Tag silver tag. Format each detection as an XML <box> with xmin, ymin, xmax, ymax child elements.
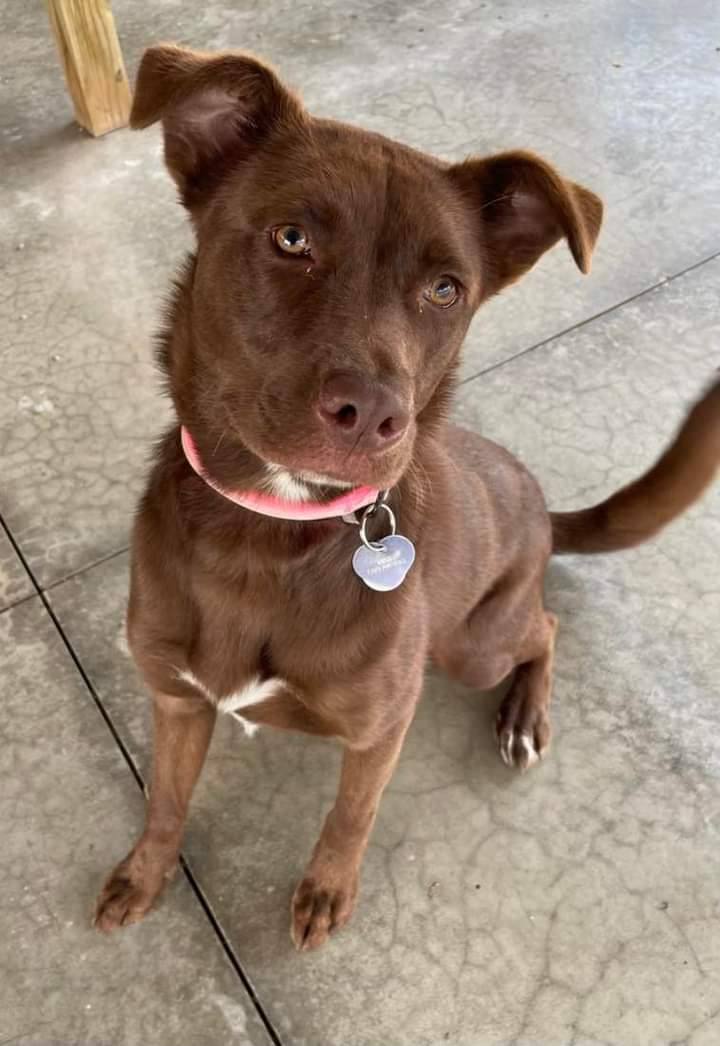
<box><xmin>352</xmin><ymin>534</ymin><xmax>416</xmax><ymax>592</ymax></box>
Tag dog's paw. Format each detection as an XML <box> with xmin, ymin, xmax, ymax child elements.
<box><xmin>495</xmin><ymin>695</ymin><xmax>551</xmax><ymax>772</ymax></box>
<box><xmin>290</xmin><ymin>873</ymin><xmax>357</xmax><ymax>952</ymax></box>
<box><xmin>94</xmin><ymin>850</ymin><xmax>174</xmax><ymax>932</ymax></box>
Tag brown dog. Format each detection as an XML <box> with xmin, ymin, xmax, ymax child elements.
<box><xmin>95</xmin><ymin>45</ymin><xmax>720</xmax><ymax>950</ymax></box>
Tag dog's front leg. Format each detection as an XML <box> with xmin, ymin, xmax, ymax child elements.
<box><xmin>94</xmin><ymin>690</ymin><xmax>216</xmax><ymax>931</ymax></box>
<box><xmin>291</xmin><ymin>712</ymin><xmax>413</xmax><ymax>952</ymax></box>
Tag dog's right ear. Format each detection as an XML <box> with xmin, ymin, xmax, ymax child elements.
<box><xmin>130</xmin><ymin>45</ymin><xmax>304</xmax><ymax>208</ymax></box>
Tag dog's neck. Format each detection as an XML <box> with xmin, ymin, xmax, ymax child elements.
<box><xmin>181</xmin><ymin>426</ymin><xmax>380</xmax><ymax>521</ymax></box>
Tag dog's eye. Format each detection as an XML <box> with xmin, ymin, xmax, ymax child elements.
<box><xmin>273</xmin><ymin>225</ymin><xmax>310</xmax><ymax>256</ymax></box>
<box><xmin>426</xmin><ymin>276</ymin><xmax>459</xmax><ymax>308</ymax></box>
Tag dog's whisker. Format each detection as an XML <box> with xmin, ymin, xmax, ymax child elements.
<box><xmin>212</xmin><ymin>429</ymin><xmax>228</xmax><ymax>457</ymax></box>
<box><xmin>477</xmin><ymin>192</ymin><xmax>515</xmax><ymax>212</ymax></box>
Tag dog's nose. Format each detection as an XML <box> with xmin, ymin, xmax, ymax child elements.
<box><xmin>317</xmin><ymin>372</ymin><xmax>410</xmax><ymax>451</ymax></box>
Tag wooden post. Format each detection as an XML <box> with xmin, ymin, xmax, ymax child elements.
<box><xmin>45</xmin><ymin>0</ymin><xmax>131</xmax><ymax>137</ymax></box>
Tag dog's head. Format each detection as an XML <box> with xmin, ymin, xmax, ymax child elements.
<box><xmin>132</xmin><ymin>46</ymin><xmax>602</xmax><ymax>492</ymax></box>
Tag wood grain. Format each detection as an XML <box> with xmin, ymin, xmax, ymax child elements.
<box><xmin>46</xmin><ymin>0</ymin><xmax>131</xmax><ymax>136</ymax></box>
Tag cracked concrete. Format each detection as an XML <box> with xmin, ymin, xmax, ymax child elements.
<box><xmin>49</xmin><ymin>262</ymin><xmax>720</xmax><ymax>1046</ymax></box>
<box><xmin>0</xmin><ymin>598</ymin><xmax>271</xmax><ymax>1046</ymax></box>
<box><xmin>0</xmin><ymin>528</ymin><xmax>33</xmax><ymax>611</ymax></box>
<box><xmin>1</xmin><ymin>0</ymin><xmax>719</xmax><ymax>1043</ymax></box>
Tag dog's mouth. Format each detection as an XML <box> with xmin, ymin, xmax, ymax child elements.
<box><xmin>212</xmin><ymin>400</ymin><xmax>414</xmax><ymax>505</ymax></box>
<box><xmin>255</xmin><ymin>427</ymin><xmax>414</xmax><ymax>500</ymax></box>
<box><xmin>260</xmin><ymin>448</ymin><xmax>412</xmax><ymax>504</ymax></box>
<box><xmin>219</xmin><ymin>390</ymin><xmax>415</xmax><ymax>501</ymax></box>
<box><xmin>182</xmin><ymin>427</ymin><xmax>381</xmax><ymax>520</ymax></box>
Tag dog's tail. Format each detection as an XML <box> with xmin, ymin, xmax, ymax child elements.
<box><xmin>551</xmin><ymin>375</ymin><xmax>720</xmax><ymax>555</ymax></box>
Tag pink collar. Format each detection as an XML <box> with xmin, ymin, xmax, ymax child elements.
<box><xmin>180</xmin><ymin>427</ymin><xmax>379</xmax><ymax>521</ymax></box>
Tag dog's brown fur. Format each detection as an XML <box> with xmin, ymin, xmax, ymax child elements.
<box><xmin>95</xmin><ymin>45</ymin><xmax>720</xmax><ymax>950</ymax></box>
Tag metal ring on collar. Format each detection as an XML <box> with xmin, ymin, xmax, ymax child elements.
<box><xmin>359</xmin><ymin>501</ymin><xmax>396</xmax><ymax>552</ymax></box>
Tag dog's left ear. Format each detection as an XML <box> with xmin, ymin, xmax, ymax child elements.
<box><xmin>449</xmin><ymin>150</ymin><xmax>603</xmax><ymax>292</ymax></box>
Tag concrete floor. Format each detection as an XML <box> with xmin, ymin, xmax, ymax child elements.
<box><xmin>2</xmin><ymin>1</ymin><xmax>719</xmax><ymax>1043</ymax></box>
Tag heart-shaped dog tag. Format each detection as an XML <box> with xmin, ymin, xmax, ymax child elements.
<box><xmin>352</xmin><ymin>534</ymin><xmax>416</xmax><ymax>592</ymax></box>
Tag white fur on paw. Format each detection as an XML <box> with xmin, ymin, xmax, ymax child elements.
<box><xmin>499</xmin><ymin>730</ymin><xmax>514</xmax><ymax>766</ymax></box>
<box><xmin>519</xmin><ymin>732</ymin><xmax>540</xmax><ymax>769</ymax></box>
<box><xmin>497</xmin><ymin>728</ymin><xmax>540</xmax><ymax>769</ymax></box>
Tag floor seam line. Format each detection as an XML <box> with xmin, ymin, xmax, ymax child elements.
<box><xmin>41</xmin><ymin>544</ymin><xmax>131</xmax><ymax>593</ymax></box>
<box><xmin>0</xmin><ymin>512</ymin><xmax>286</xmax><ymax>1046</ymax></box>
<box><xmin>0</xmin><ymin>591</ymin><xmax>37</xmax><ymax>616</ymax></box>
<box><xmin>460</xmin><ymin>246</ymin><xmax>720</xmax><ymax>384</ymax></box>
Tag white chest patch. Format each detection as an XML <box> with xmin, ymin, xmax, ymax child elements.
<box><xmin>177</xmin><ymin>670</ymin><xmax>284</xmax><ymax>738</ymax></box>
<box><xmin>217</xmin><ymin>676</ymin><xmax>283</xmax><ymax>714</ymax></box>
<box><xmin>265</xmin><ymin>464</ymin><xmax>311</xmax><ymax>502</ymax></box>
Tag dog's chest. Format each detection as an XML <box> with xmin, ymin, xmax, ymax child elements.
<box><xmin>178</xmin><ymin>668</ymin><xmax>286</xmax><ymax>736</ymax></box>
